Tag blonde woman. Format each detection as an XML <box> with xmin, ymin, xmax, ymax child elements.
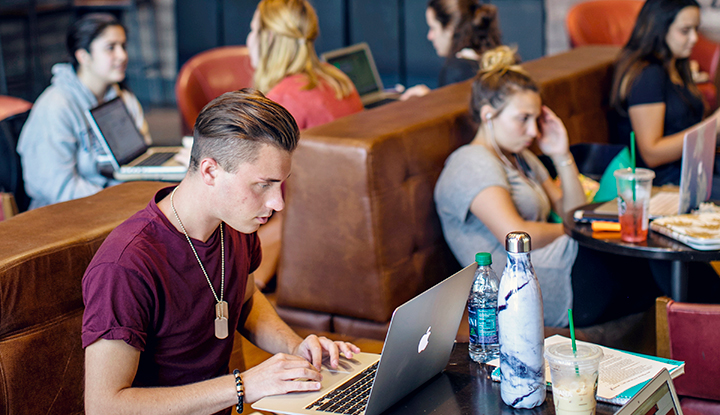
<box><xmin>246</xmin><ymin>0</ymin><xmax>363</xmax><ymax>130</ymax></box>
<box><xmin>435</xmin><ymin>46</ymin><xmax>661</xmax><ymax>328</ymax></box>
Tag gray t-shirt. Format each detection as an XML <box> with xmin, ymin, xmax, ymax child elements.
<box><xmin>434</xmin><ymin>145</ymin><xmax>576</xmax><ymax>327</ymax></box>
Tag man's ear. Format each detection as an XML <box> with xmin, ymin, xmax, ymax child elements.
<box><xmin>198</xmin><ymin>158</ymin><xmax>220</xmax><ymax>185</ymax></box>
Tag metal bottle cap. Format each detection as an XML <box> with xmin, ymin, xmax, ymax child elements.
<box><xmin>505</xmin><ymin>231</ymin><xmax>531</xmax><ymax>253</ymax></box>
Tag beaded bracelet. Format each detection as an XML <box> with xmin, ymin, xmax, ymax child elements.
<box><xmin>232</xmin><ymin>369</ymin><xmax>244</xmax><ymax>413</ymax></box>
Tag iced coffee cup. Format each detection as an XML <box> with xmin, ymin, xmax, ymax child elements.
<box><xmin>545</xmin><ymin>343</ymin><xmax>603</xmax><ymax>415</ymax></box>
<box><xmin>613</xmin><ymin>168</ymin><xmax>655</xmax><ymax>243</ymax></box>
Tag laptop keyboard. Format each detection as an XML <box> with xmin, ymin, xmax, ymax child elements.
<box><xmin>135</xmin><ymin>152</ymin><xmax>175</xmax><ymax>167</ymax></box>
<box><xmin>649</xmin><ymin>191</ymin><xmax>680</xmax><ymax>217</ymax></box>
<box><xmin>305</xmin><ymin>361</ymin><xmax>378</xmax><ymax>414</ymax></box>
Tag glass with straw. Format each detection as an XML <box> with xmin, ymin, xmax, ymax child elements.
<box><xmin>613</xmin><ymin>132</ymin><xmax>655</xmax><ymax>242</ymax></box>
<box><xmin>545</xmin><ymin>310</ymin><xmax>604</xmax><ymax>415</ymax></box>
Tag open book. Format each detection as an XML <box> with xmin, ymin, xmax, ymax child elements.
<box><xmin>488</xmin><ymin>335</ymin><xmax>685</xmax><ymax>405</ymax></box>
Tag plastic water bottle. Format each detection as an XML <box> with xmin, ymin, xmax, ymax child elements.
<box><xmin>498</xmin><ymin>231</ymin><xmax>546</xmax><ymax>408</ymax></box>
<box><xmin>468</xmin><ymin>252</ymin><xmax>500</xmax><ymax>363</ymax></box>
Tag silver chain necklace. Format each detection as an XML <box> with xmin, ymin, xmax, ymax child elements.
<box><xmin>170</xmin><ymin>187</ymin><xmax>229</xmax><ymax>339</ymax></box>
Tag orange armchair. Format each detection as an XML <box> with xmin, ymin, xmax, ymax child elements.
<box><xmin>566</xmin><ymin>0</ymin><xmax>643</xmax><ymax>48</ymax></box>
<box><xmin>175</xmin><ymin>46</ymin><xmax>254</xmax><ymax>134</ymax></box>
<box><xmin>657</xmin><ymin>297</ymin><xmax>720</xmax><ymax>414</ymax></box>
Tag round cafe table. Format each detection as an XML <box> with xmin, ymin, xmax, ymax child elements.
<box><xmin>564</xmin><ymin>203</ymin><xmax>720</xmax><ymax>301</ymax></box>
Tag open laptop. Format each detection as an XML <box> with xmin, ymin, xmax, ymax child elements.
<box><xmin>251</xmin><ymin>263</ymin><xmax>477</xmax><ymax>415</ymax></box>
<box><xmin>86</xmin><ymin>97</ymin><xmax>187</xmax><ymax>182</ymax></box>
<box><xmin>614</xmin><ymin>368</ymin><xmax>683</xmax><ymax>415</ymax></box>
<box><xmin>321</xmin><ymin>42</ymin><xmax>400</xmax><ymax>108</ymax></box>
<box><xmin>591</xmin><ymin>115</ymin><xmax>717</xmax><ymax>219</ymax></box>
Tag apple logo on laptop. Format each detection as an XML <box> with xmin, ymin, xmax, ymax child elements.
<box><xmin>418</xmin><ymin>326</ymin><xmax>431</xmax><ymax>353</ymax></box>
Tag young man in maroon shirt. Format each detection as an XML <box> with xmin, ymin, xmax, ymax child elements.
<box><xmin>82</xmin><ymin>89</ymin><xmax>359</xmax><ymax>414</ymax></box>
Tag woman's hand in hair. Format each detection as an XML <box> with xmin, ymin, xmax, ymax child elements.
<box><xmin>536</xmin><ymin>105</ymin><xmax>569</xmax><ymax>157</ymax></box>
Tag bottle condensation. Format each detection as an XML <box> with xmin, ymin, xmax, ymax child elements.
<box><xmin>467</xmin><ymin>252</ymin><xmax>500</xmax><ymax>363</ymax></box>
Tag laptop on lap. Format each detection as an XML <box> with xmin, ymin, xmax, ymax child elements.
<box><xmin>251</xmin><ymin>263</ymin><xmax>477</xmax><ymax>415</ymax></box>
<box><xmin>321</xmin><ymin>43</ymin><xmax>400</xmax><ymax>109</ymax></box>
<box><xmin>86</xmin><ymin>97</ymin><xmax>187</xmax><ymax>182</ymax></box>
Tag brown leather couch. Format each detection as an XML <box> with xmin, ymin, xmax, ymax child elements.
<box><xmin>0</xmin><ymin>181</ymin><xmax>167</xmax><ymax>414</ymax></box>
<box><xmin>275</xmin><ymin>45</ymin><xmax>621</xmax><ymax>340</ymax></box>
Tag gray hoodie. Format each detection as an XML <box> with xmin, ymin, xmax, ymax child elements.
<box><xmin>17</xmin><ymin>63</ymin><xmax>149</xmax><ymax>209</ymax></box>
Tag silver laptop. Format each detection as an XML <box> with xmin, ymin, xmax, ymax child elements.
<box><xmin>321</xmin><ymin>42</ymin><xmax>400</xmax><ymax>108</ymax></box>
<box><xmin>594</xmin><ymin>115</ymin><xmax>717</xmax><ymax>218</ymax></box>
<box><xmin>86</xmin><ymin>97</ymin><xmax>187</xmax><ymax>182</ymax></box>
<box><xmin>252</xmin><ymin>263</ymin><xmax>477</xmax><ymax>415</ymax></box>
<box><xmin>614</xmin><ymin>368</ymin><xmax>683</xmax><ymax>415</ymax></box>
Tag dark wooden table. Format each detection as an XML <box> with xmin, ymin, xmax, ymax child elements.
<box><xmin>383</xmin><ymin>343</ymin><xmax>618</xmax><ymax>415</ymax></box>
<box><xmin>563</xmin><ymin>204</ymin><xmax>720</xmax><ymax>301</ymax></box>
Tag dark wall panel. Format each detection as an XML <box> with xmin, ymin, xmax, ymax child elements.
<box><xmin>349</xmin><ymin>0</ymin><xmax>401</xmax><ymax>87</ymax></box>
<box><xmin>493</xmin><ymin>0</ymin><xmax>544</xmax><ymax>62</ymax></box>
<box><xmin>312</xmin><ymin>0</ymin><xmax>346</xmax><ymax>54</ymax></box>
<box><xmin>222</xmin><ymin>0</ymin><xmax>257</xmax><ymax>47</ymax></box>
<box><xmin>176</xmin><ymin>0</ymin><xmax>220</xmax><ymax>68</ymax></box>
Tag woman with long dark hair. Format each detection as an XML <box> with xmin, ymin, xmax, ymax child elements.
<box><xmin>611</xmin><ymin>0</ymin><xmax>720</xmax><ymax>194</ymax></box>
<box><xmin>18</xmin><ymin>13</ymin><xmax>150</xmax><ymax>209</ymax></box>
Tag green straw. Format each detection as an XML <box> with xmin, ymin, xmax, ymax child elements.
<box><xmin>630</xmin><ymin>132</ymin><xmax>636</xmax><ymax>173</ymax></box>
<box><xmin>568</xmin><ymin>309</ymin><xmax>580</xmax><ymax>376</ymax></box>
<box><xmin>630</xmin><ymin>132</ymin><xmax>637</xmax><ymax>202</ymax></box>
<box><xmin>568</xmin><ymin>309</ymin><xmax>577</xmax><ymax>353</ymax></box>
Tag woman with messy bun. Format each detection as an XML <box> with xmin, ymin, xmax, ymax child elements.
<box><xmin>434</xmin><ymin>46</ymin><xmax>660</xmax><ymax>328</ymax></box>
<box><xmin>246</xmin><ymin>0</ymin><xmax>363</xmax><ymax>130</ymax></box>
<box><xmin>402</xmin><ymin>0</ymin><xmax>502</xmax><ymax>99</ymax></box>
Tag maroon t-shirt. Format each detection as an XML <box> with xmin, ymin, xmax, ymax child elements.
<box><xmin>82</xmin><ymin>187</ymin><xmax>261</xmax><ymax>388</ymax></box>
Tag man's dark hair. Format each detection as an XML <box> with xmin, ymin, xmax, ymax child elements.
<box><xmin>190</xmin><ymin>88</ymin><xmax>300</xmax><ymax>173</ymax></box>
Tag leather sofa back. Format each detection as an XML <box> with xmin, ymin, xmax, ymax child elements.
<box><xmin>0</xmin><ymin>181</ymin><xmax>166</xmax><ymax>415</ymax></box>
<box><xmin>277</xmin><ymin>46</ymin><xmax>620</xmax><ymax>324</ymax></box>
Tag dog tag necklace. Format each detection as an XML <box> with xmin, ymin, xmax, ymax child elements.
<box><xmin>170</xmin><ymin>187</ymin><xmax>229</xmax><ymax>339</ymax></box>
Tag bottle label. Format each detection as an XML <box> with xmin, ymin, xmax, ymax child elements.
<box><xmin>468</xmin><ymin>307</ymin><xmax>498</xmax><ymax>344</ymax></box>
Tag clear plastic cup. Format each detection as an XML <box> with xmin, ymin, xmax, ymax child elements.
<box><xmin>545</xmin><ymin>343</ymin><xmax>603</xmax><ymax>415</ymax></box>
<box><xmin>613</xmin><ymin>168</ymin><xmax>655</xmax><ymax>242</ymax></box>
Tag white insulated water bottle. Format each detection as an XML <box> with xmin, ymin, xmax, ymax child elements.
<box><xmin>498</xmin><ymin>231</ymin><xmax>546</xmax><ymax>408</ymax></box>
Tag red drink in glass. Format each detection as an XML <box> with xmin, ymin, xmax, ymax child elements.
<box><xmin>619</xmin><ymin>204</ymin><xmax>648</xmax><ymax>242</ymax></box>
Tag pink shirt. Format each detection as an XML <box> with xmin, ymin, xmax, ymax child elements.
<box><xmin>267</xmin><ymin>71</ymin><xmax>363</xmax><ymax>130</ymax></box>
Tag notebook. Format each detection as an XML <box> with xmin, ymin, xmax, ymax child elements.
<box><xmin>321</xmin><ymin>42</ymin><xmax>400</xmax><ymax>108</ymax></box>
<box><xmin>614</xmin><ymin>368</ymin><xmax>683</xmax><ymax>415</ymax></box>
<box><xmin>251</xmin><ymin>263</ymin><xmax>477</xmax><ymax>415</ymax></box>
<box><xmin>86</xmin><ymin>97</ymin><xmax>187</xmax><ymax>182</ymax></box>
<box><xmin>591</xmin><ymin>115</ymin><xmax>717</xmax><ymax>219</ymax></box>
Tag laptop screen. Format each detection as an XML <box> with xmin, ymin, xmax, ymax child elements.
<box><xmin>325</xmin><ymin>48</ymin><xmax>381</xmax><ymax>96</ymax></box>
<box><xmin>89</xmin><ymin>98</ymin><xmax>147</xmax><ymax>166</ymax></box>
<box><xmin>627</xmin><ymin>382</ymin><xmax>678</xmax><ymax>415</ymax></box>
<box><xmin>679</xmin><ymin>115</ymin><xmax>717</xmax><ymax>214</ymax></box>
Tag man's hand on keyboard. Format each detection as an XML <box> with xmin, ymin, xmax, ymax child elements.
<box><xmin>293</xmin><ymin>334</ymin><xmax>361</xmax><ymax>371</ymax></box>
<box><xmin>241</xmin><ymin>353</ymin><xmax>323</xmax><ymax>403</ymax></box>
